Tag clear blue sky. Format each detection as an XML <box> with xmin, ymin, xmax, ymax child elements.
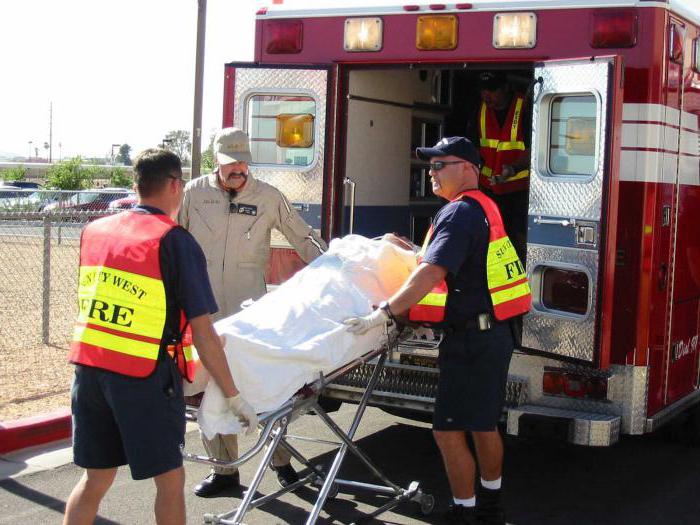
<box><xmin>0</xmin><ymin>0</ymin><xmax>261</xmax><ymax>160</ymax></box>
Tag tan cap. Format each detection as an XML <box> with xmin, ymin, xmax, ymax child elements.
<box><xmin>214</xmin><ymin>127</ymin><xmax>252</xmax><ymax>165</ymax></box>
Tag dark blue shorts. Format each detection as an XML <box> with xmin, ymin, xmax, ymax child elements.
<box><xmin>71</xmin><ymin>353</ymin><xmax>186</xmax><ymax>480</ymax></box>
<box><xmin>433</xmin><ymin>321</ymin><xmax>514</xmax><ymax>432</ymax></box>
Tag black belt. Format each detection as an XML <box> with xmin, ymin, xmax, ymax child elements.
<box><xmin>443</xmin><ymin>313</ymin><xmax>494</xmax><ymax>334</ymax></box>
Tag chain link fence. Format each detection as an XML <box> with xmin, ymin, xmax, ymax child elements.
<box><xmin>0</xmin><ymin>190</ymin><xmax>133</xmax><ymax>420</ymax></box>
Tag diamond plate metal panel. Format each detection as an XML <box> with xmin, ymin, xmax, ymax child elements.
<box><xmin>507</xmin><ymin>405</ymin><xmax>620</xmax><ymax>446</ymax></box>
<box><xmin>233</xmin><ymin>67</ymin><xmax>327</xmax><ymax>207</ymax></box>
<box><xmin>522</xmin><ymin>244</ymin><xmax>599</xmax><ymax>361</ymax></box>
<box><xmin>530</xmin><ymin>60</ymin><xmax>611</xmax><ymax>220</ymax></box>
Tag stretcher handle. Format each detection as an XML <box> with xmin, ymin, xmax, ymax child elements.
<box><xmin>182</xmin><ymin>409</ymin><xmax>292</xmax><ymax>469</ymax></box>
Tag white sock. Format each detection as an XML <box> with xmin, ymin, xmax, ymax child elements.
<box><xmin>481</xmin><ymin>477</ymin><xmax>502</xmax><ymax>490</ymax></box>
<box><xmin>453</xmin><ymin>496</ymin><xmax>476</xmax><ymax>507</ymax></box>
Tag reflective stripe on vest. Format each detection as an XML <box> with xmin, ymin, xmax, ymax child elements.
<box><xmin>69</xmin><ymin>211</ymin><xmax>195</xmax><ymax>380</ymax></box>
<box><xmin>478</xmin><ymin>94</ymin><xmax>530</xmax><ymax>195</ymax></box>
<box><xmin>408</xmin><ymin>190</ymin><xmax>531</xmax><ymax>324</ymax></box>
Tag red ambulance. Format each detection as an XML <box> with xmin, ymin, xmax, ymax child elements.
<box><xmin>225</xmin><ymin>0</ymin><xmax>700</xmax><ymax>446</ymax></box>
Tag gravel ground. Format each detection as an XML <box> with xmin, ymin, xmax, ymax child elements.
<box><xmin>0</xmin><ymin>235</ymin><xmax>78</xmax><ymax>421</ymax></box>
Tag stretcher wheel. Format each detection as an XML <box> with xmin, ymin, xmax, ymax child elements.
<box><xmin>419</xmin><ymin>494</ymin><xmax>435</xmax><ymax>516</ymax></box>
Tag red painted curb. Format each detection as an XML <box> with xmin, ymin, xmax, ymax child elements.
<box><xmin>0</xmin><ymin>409</ymin><xmax>72</xmax><ymax>454</ymax></box>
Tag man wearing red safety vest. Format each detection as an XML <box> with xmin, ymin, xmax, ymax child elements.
<box><xmin>468</xmin><ymin>71</ymin><xmax>531</xmax><ymax>262</ymax></box>
<box><xmin>344</xmin><ymin>137</ymin><xmax>530</xmax><ymax>525</ymax></box>
<box><xmin>64</xmin><ymin>149</ymin><xmax>256</xmax><ymax>525</ymax></box>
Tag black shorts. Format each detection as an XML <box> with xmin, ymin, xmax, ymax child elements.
<box><xmin>71</xmin><ymin>353</ymin><xmax>186</xmax><ymax>480</ymax></box>
<box><xmin>433</xmin><ymin>322</ymin><xmax>514</xmax><ymax>432</ymax></box>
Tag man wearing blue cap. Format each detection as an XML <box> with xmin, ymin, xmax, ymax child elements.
<box><xmin>344</xmin><ymin>136</ymin><xmax>528</xmax><ymax>525</ymax></box>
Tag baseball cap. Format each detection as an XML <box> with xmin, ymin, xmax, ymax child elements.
<box><xmin>214</xmin><ymin>127</ymin><xmax>252</xmax><ymax>165</ymax></box>
<box><xmin>478</xmin><ymin>71</ymin><xmax>508</xmax><ymax>90</ymax></box>
<box><xmin>416</xmin><ymin>136</ymin><xmax>482</xmax><ymax>167</ymax></box>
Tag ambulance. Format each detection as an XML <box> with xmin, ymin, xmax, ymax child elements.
<box><xmin>223</xmin><ymin>0</ymin><xmax>700</xmax><ymax>446</ymax></box>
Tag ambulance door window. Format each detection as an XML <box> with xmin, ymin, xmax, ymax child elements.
<box><xmin>548</xmin><ymin>95</ymin><xmax>597</xmax><ymax>176</ymax></box>
<box><xmin>246</xmin><ymin>94</ymin><xmax>316</xmax><ymax>166</ymax></box>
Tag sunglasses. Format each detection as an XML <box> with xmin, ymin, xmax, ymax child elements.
<box><xmin>429</xmin><ymin>160</ymin><xmax>466</xmax><ymax>171</ymax></box>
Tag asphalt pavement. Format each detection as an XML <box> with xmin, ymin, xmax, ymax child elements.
<box><xmin>1</xmin><ymin>404</ymin><xmax>699</xmax><ymax>525</ymax></box>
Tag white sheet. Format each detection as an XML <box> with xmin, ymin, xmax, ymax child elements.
<box><xmin>190</xmin><ymin>235</ymin><xmax>417</xmax><ymax>439</ymax></box>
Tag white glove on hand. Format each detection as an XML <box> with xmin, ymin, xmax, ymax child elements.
<box><xmin>225</xmin><ymin>394</ymin><xmax>258</xmax><ymax>436</ymax></box>
<box><xmin>343</xmin><ymin>307</ymin><xmax>390</xmax><ymax>335</ymax></box>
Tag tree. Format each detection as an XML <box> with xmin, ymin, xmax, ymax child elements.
<box><xmin>200</xmin><ymin>132</ymin><xmax>216</xmax><ymax>173</ymax></box>
<box><xmin>109</xmin><ymin>167</ymin><xmax>133</xmax><ymax>188</ymax></box>
<box><xmin>116</xmin><ymin>144</ymin><xmax>132</xmax><ymax>166</ymax></box>
<box><xmin>46</xmin><ymin>157</ymin><xmax>93</xmax><ymax>190</ymax></box>
<box><xmin>0</xmin><ymin>165</ymin><xmax>26</xmax><ymax>182</ymax></box>
<box><xmin>163</xmin><ymin>130</ymin><xmax>191</xmax><ymax>165</ymax></box>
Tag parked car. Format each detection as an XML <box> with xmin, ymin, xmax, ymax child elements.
<box><xmin>44</xmin><ymin>189</ymin><xmax>134</xmax><ymax>212</ymax></box>
<box><xmin>0</xmin><ymin>184</ymin><xmax>22</xmax><ymax>199</ymax></box>
<box><xmin>107</xmin><ymin>195</ymin><xmax>137</xmax><ymax>210</ymax></box>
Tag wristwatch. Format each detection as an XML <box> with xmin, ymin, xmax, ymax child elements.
<box><xmin>378</xmin><ymin>300</ymin><xmax>396</xmax><ymax>323</ymax></box>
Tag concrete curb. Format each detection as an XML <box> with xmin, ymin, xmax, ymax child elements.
<box><xmin>0</xmin><ymin>409</ymin><xmax>72</xmax><ymax>454</ymax></box>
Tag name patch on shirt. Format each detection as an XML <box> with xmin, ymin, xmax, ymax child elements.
<box><xmin>236</xmin><ymin>203</ymin><xmax>257</xmax><ymax>216</ymax></box>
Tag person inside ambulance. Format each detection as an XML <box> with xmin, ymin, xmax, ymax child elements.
<box><xmin>344</xmin><ymin>136</ymin><xmax>530</xmax><ymax>525</ymax></box>
<box><xmin>179</xmin><ymin>127</ymin><xmax>327</xmax><ymax>497</ymax></box>
<box><xmin>467</xmin><ymin>71</ymin><xmax>530</xmax><ymax>262</ymax></box>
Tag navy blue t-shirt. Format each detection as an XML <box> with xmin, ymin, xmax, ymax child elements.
<box><xmin>422</xmin><ymin>198</ymin><xmax>491</xmax><ymax>323</ymax></box>
<box><xmin>133</xmin><ymin>205</ymin><xmax>218</xmax><ymax>340</ymax></box>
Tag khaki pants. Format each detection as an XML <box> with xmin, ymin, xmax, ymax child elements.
<box><xmin>202</xmin><ymin>432</ymin><xmax>292</xmax><ymax>475</ymax></box>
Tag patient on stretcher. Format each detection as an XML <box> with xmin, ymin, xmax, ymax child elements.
<box><xmin>185</xmin><ymin>235</ymin><xmax>417</xmax><ymax>438</ymax></box>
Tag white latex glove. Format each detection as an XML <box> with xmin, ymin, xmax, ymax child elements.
<box><xmin>343</xmin><ymin>307</ymin><xmax>390</xmax><ymax>335</ymax></box>
<box><xmin>225</xmin><ymin>394</ymin><xmax>258</xmax><ymax>436</ymax></box>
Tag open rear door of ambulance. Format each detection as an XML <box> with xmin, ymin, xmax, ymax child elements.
<box><xmin>522</xmin><ymin>57</ymin><xmax>623</xmax><ymax>368</ymax></box>
<box><xmin>223</xmin><ymin>63</ymin><xmax>335</xmax><ymax>284</ymax></box>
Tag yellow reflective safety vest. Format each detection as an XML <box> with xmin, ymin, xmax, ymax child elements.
<box><xmin>479</xmin><ymin>93</ymin><xmax>530</xmax><ymax>195</ymax></box>
<box><xmin>409</xmin><ymin>190</ymin><xmax>531</xmax><ymax>324</ymax></box>
<box><xmin>69</xmin><ymin>211</ymin><xmax>195</xmax><ymax>380</ymax></box>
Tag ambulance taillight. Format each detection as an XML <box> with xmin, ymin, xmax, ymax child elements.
<box><xmin>264</xmin><ymin>20</ymin><xmax>303</xmax><ymax>54</ymax></box>
<box><xmin>543</xmin><ymin>370</ymin><xmax>608</xmax><ymax>401</ymax></box>
<box><xmin>590</xmin><ymin>10</ymin><xmax>638</xmax><ymax>48</ymax></box>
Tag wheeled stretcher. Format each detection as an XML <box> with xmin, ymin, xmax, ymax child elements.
<box><xmin>182</xmin><ymin>327</ymin><xmax>435</xmax><ymax>525</ymax></box>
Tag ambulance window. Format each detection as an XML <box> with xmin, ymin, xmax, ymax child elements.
<box><xmin>247</xmin><ymin>94</ymin><xmax>316</xmax><ymax>166</ymax></box>
<box><xmin>541</xmin><ymin>267</ymin><xmax>589</xmax><ymax>315</ymax></box>
<box><xmin>548</xmin><ymin>95</ymin><xmax>597</xmax><ymax>176</ymax></box>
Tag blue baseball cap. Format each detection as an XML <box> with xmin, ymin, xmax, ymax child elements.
<box><xmin>416</xmin><ymin>136</ymin><xmax>482</xmax><ymax>167</ymax></box>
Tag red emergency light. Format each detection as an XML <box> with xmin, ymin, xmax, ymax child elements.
<box><xmin>403</xmin><ymin>5</ymin><xmax>420</xmax><ymax>11</ymax></box>
<box><xmin>265</xmin><ymin>20</ymin><xmax>303</xmax><ymax>54</ymax></box>
<box><xmin>543</xmin><ymin>369</ymin><xmax>608</xmax><ymax>400</ymax></box>
<box><xmin>590</xmin><ymin>10</ymin><xmax>638</xmax><ymax>48</ymax></box>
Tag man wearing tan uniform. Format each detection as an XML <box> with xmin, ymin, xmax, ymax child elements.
<box><xmin>179</xmin><ymin>127</ymin><xmax>327</xmax><ymax>497</ymax></box>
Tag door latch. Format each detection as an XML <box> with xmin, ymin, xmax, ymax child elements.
<box><xmin>576</xmin><ymin>224</ymin><xmax>596</xmax><ymax>245</ymax></box>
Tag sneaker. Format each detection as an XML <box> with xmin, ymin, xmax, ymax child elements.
<box><xmin>442</xmin><ymin>504</ymin><xmax>478</xmax><ymax>524</ymax></box>
<box><xmin>476</xmin><ymin>487</ymin><xmax>506</xmax><ymax>525</ymax></box>
<box><xmin>271</xmin><ymin>463</ymin><xmax>300</xmax><ymax>488</ymax></box>
<box><xmin>193</xmin><ymin>472</ymin><xmax>240</xmax><ymax>497</ymax></box>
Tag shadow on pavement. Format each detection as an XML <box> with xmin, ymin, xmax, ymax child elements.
<box><xmin>0</xmin><ymin>478</ymin><xmax>119</xmax><ymax>524</ymax></box>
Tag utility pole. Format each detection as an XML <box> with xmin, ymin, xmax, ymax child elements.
<box><xmin>191</xmin><ymin>0</ymin><xmax>207</xmax><ymax>181</ymax></box>
<box><xmin>48</xmin><ymin>102</ymin><xmax>53</xmax><ymax>163</ymax></box>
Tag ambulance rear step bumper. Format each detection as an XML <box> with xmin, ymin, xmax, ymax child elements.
<box><xmin>324</xmin><ymin>361</ymin><xmax>528</xmax><ymax>413</ymax></box>
<box><xmin>507</xmin><ymin>405</ymin><xmax>621</xmax><ymax>447</ymax></box>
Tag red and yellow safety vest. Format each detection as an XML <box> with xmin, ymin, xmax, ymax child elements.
<box><xmin>69</xmin><ymin>211</ymin><xmax>195</xmax><ymax>381</ymax></box>
<box><xmin>409</xmin><ymin>190</ymin><xmax>531</xmax><ymax>324</ymax></box>
<box><xmin>479</xmin><ymin>93</ymin><xmax>530</xmax><ymax>195</ymax></box>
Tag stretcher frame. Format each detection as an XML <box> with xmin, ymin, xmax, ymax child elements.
<box><xmin>182</xmin><ymin>327</ymin><xmax>435</xmax><ymax>524</ymax></box>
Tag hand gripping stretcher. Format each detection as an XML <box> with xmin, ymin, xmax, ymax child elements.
<box><xmin>182</xmin><ymin>326</ymin><xmax>435</xmax><ymax>524</ymax></box>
